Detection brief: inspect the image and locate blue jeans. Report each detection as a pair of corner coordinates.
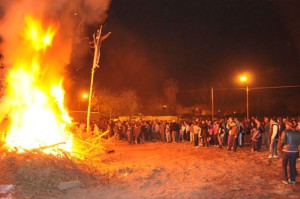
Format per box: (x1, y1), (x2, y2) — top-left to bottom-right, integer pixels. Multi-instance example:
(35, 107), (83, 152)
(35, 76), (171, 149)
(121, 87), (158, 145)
(238, 133), (243, 146)
(166, 132), (171, 143)
(257, 137), (262, 151)
(282, 152), (297, 181)
(270, 138), (278, 156)
(172, 131), (177, 142)
(194, 134), (199, 146)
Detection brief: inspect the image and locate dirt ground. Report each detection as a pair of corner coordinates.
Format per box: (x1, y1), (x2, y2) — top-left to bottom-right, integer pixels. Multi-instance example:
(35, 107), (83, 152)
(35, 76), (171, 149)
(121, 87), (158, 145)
(2, 141), (300, 199)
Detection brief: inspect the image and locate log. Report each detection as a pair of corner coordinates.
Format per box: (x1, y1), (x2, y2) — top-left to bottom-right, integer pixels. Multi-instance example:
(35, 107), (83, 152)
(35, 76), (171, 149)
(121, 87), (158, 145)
(19, 142), (66, 153)
(58, 180), (82, 190)
(73, 137), (92, 146)
(99, 130), (109, 138)
(60, 150), (84, 176)
(35, 142), (66, 151)
(106, 150), (115, 154)
(90, 130), (109, 143)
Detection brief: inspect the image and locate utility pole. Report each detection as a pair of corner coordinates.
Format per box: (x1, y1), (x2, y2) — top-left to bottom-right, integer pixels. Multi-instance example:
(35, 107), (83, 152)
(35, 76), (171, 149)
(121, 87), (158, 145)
(86, 26), (111, 133)
(211, 87), (214, 120)
(246, 85), (249, 120)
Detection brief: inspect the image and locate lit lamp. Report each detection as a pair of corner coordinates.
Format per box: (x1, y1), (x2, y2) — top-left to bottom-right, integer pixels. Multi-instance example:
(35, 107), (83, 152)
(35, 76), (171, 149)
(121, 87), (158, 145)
(82, 93), (88, 99)
(79, 93), (88, 110)
(240, 75), (249, 119)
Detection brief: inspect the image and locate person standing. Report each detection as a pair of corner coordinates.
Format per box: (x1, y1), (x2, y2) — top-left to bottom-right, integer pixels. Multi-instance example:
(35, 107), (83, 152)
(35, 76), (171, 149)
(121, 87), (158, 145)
(255, 119), (264, 152)
(262, 117), (271, 149)
(190, 122), (194, 142)
(278, 117), (286, 155)
(193, 122), (200, 147)
(244, 118), (252, 145)
(159, 121), (166, 142)
(200, 120), (209, 147)
(268, 118), (279, 158)
(227, 117), (238, 151)
(218, 120), (226, 148)
(208, 121), (214, 145)
(185, 122), (190, 142)
(170, 120), (178, 143)
(126, 122), (133, 144)
(133, 122), (141, 144)
(234, 117), (241, 150)
(165, 122), (171, 143)
(179, 122), (185, 142)
(140, 121), (147, 144)
(212, 120), (219, 146)
(238, 121), (244, 147)
(251, 126), (261, 152)
(296, 121), (300, 160)
(281, 122), (300, 184)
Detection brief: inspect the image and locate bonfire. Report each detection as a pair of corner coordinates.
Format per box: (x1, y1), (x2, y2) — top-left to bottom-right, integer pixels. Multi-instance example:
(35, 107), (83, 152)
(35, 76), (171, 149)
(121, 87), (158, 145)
(0, 8), (110, 199)
(0, 15), (74, 156)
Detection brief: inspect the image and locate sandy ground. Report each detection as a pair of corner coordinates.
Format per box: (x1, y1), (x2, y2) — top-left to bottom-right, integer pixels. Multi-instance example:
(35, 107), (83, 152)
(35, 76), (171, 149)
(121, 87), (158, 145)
(2, 141), (300, 199)
(64, 141), (300, 199)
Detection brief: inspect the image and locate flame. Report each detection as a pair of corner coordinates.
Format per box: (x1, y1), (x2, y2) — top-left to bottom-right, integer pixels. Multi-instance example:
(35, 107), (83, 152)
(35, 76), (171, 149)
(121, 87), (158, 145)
(1, 16), (73, 154)
(23, 16), (56, 51)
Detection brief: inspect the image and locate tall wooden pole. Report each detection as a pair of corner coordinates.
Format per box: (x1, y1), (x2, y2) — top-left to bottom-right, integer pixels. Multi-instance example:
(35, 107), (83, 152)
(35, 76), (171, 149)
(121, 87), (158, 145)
(211, 87), (214, 120)
(246, 85), (249, 120)
(86, 26), (110, 133)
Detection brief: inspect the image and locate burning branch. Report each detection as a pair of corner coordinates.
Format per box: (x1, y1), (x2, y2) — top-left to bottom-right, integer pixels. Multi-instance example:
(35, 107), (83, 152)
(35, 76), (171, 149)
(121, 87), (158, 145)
(19, 142), (67, 153)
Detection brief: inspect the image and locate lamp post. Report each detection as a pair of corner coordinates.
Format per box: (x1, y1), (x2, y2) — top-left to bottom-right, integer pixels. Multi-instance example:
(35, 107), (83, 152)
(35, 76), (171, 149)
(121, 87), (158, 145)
(211, 87), (214, 120)
(240, 75), (249, 119)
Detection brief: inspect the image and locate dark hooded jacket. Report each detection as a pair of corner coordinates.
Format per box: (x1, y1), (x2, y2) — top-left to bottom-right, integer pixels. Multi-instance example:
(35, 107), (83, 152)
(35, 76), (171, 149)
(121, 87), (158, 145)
(281, 129), (300, 152)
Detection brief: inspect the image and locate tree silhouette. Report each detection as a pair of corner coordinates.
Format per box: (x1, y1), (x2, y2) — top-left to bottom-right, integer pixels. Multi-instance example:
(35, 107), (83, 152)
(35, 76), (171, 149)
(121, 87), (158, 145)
(163, 78), (178, 115)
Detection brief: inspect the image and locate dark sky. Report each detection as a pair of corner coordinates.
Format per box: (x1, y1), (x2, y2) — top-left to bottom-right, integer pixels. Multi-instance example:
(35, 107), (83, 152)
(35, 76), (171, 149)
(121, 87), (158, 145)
(75, 0), (300, 105)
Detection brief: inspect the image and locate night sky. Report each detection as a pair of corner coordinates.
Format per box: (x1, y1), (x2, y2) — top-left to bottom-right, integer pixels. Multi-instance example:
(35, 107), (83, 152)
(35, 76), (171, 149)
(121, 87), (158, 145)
(74, 0), (300, 106)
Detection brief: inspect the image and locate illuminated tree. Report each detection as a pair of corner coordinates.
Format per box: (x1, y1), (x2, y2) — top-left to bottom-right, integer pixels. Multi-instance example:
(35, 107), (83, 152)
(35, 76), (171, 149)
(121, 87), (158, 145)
(119, 89), (141, 117)
(94, 88), (121, 119)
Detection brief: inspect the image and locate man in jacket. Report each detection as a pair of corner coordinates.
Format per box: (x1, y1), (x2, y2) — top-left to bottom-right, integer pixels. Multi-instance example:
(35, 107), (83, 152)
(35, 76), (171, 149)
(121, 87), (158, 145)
(262, 117), (270, 149)
(281, 122), (300, 184)
(170, 120), (178, 143)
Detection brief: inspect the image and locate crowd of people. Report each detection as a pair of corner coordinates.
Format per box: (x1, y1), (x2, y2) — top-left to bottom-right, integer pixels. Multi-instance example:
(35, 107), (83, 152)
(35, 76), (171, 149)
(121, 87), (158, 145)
(85, 116), (300, 185)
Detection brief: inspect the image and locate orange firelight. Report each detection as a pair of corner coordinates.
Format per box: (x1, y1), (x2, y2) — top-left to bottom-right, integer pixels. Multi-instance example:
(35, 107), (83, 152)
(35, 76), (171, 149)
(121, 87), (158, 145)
(1, 15), (73, 155)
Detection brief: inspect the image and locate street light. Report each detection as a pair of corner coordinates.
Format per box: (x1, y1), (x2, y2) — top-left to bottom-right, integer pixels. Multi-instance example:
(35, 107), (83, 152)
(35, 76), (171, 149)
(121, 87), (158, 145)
(82, 93), (88, 99)
(240, 76), (247, 82)
(79, 92), (88, 110)
(240, 75), (249, 119)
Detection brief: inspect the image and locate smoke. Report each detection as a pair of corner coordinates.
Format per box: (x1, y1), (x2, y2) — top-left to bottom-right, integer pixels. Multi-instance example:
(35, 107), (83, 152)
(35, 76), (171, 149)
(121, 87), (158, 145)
(0, 0), (111, 67)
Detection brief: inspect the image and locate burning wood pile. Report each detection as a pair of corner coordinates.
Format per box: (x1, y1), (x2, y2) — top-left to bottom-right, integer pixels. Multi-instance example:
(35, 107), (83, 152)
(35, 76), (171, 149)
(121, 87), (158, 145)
(0, 125), (115, 197)
(0, 0), (112, 197)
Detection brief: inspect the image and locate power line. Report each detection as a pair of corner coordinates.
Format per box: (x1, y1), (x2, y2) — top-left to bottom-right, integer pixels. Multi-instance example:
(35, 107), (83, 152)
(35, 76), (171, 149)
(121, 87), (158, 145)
(250, 85), (300, 90)
(181, 85), (300, 92)
(181, 87), (243, 92)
